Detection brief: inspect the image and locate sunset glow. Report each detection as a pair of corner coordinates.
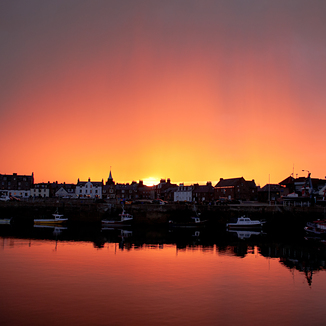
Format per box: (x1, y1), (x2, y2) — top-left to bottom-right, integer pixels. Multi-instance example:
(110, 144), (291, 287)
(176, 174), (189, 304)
(1, 1), (325, 186)
(143, 177), (161, 186)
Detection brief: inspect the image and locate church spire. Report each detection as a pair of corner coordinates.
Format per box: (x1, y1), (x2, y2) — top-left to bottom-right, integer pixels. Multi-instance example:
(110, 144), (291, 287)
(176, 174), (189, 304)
(107, 167), (114, 185)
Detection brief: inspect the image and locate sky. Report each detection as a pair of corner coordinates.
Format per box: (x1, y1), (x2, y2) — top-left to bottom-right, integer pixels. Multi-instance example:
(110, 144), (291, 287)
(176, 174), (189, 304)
(1, 0), (326, 187)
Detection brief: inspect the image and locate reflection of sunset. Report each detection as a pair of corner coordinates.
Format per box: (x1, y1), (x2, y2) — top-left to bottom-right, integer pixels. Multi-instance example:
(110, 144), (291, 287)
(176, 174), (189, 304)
(2, 237), (326, 325)
(1, 1), (325, 186)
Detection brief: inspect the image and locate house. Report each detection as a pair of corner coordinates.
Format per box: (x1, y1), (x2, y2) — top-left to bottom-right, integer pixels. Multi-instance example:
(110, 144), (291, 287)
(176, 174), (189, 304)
(152, 179), (178, 201)
(193, 182), (215, 204)
(55, 183), (76, 198)
(0, 172), (34, 198)
(137, 181), (153, 200)
(30, 183), (50, 198)
(258, 184), (288, 202)
(174, 183), (194, 202)
(76, 178), (103, 198)
(214, 177), (257, 201)
(279, 174), (326, 197)
(115, 182), (138, 201)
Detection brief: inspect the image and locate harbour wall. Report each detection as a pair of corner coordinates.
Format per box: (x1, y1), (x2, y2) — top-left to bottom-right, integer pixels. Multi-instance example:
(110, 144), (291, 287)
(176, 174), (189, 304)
(1, 199), (326, 227)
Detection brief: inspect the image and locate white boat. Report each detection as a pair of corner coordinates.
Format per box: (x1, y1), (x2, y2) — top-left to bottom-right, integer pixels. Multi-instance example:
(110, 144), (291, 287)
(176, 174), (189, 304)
(101, 209), (133, 227)
(304, 220), (326, 236)
(34, 210), (67, 225)
(0, 218), (12, 225)
(226, 216), (265, 229)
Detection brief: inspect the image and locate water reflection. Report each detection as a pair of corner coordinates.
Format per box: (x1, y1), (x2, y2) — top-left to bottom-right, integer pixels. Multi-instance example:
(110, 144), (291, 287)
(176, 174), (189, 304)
(2, 222), (326, 287)
(2, 223), (326, 326)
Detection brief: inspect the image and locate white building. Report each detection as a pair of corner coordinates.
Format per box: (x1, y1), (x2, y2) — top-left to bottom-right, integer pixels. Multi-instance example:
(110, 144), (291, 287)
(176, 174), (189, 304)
(76, 178), (103, 199)
(174, 183), (194, 202)
(30, 183), (50, 198)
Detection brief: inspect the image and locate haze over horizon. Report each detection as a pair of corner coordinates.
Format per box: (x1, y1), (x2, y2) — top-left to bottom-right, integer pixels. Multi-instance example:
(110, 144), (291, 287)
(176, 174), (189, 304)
(1, 0), (325, 187)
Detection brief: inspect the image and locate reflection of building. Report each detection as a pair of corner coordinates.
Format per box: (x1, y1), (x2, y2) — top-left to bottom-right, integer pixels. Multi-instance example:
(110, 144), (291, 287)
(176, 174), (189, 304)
(0, 172), (34, 198)
(214, 177), (257, 201)
(76, 178), (103, 198)
(260, 242), (326, 286)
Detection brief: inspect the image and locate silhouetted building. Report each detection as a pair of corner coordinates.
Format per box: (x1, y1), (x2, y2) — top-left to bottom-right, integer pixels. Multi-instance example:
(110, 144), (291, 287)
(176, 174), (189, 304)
(215, 177), (257, 201)
(193, 182), (214, 203)
(258, 184), (287, 202)
(0, 172), (34, 198)
(152, 179), (178, 201)
(103, 170), (116, 199)
(115, 182), (138, 201)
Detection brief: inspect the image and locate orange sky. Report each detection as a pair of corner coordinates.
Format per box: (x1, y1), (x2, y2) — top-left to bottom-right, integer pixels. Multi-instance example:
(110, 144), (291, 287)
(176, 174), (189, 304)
(1, 0), (326, 187)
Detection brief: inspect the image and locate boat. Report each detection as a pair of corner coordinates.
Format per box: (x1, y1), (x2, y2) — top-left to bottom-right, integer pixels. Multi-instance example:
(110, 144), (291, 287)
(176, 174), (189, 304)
(0, 218), (12, 225)
(34, 210), (67, 225)
(226, 216), (265, 229)
(304, 220), (326, 236)
(168, 216), (207, 228)
(101, 209), (133, 227)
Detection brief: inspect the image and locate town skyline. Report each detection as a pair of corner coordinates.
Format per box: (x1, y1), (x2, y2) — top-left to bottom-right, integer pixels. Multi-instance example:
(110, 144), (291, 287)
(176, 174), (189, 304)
(0, 167), (321, 188)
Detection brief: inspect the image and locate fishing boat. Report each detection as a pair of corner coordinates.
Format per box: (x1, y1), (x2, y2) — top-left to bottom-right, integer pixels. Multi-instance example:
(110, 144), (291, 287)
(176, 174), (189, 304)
(304, 220), (326, 236)
(168, 216), (207, 228)
(101, 209), (133, 227)
(226, 216), (265, 229)
(0, 218), (12, 225)
(34, 210), (67, 225)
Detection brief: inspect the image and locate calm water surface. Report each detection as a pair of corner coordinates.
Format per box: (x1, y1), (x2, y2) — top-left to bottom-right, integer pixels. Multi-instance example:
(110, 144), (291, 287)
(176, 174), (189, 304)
(1, 226), (326, 326)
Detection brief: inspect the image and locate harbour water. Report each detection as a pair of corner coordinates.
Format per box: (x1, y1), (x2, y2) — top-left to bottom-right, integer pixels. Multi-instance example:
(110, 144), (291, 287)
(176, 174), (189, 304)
(1, 224), (326, 326)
